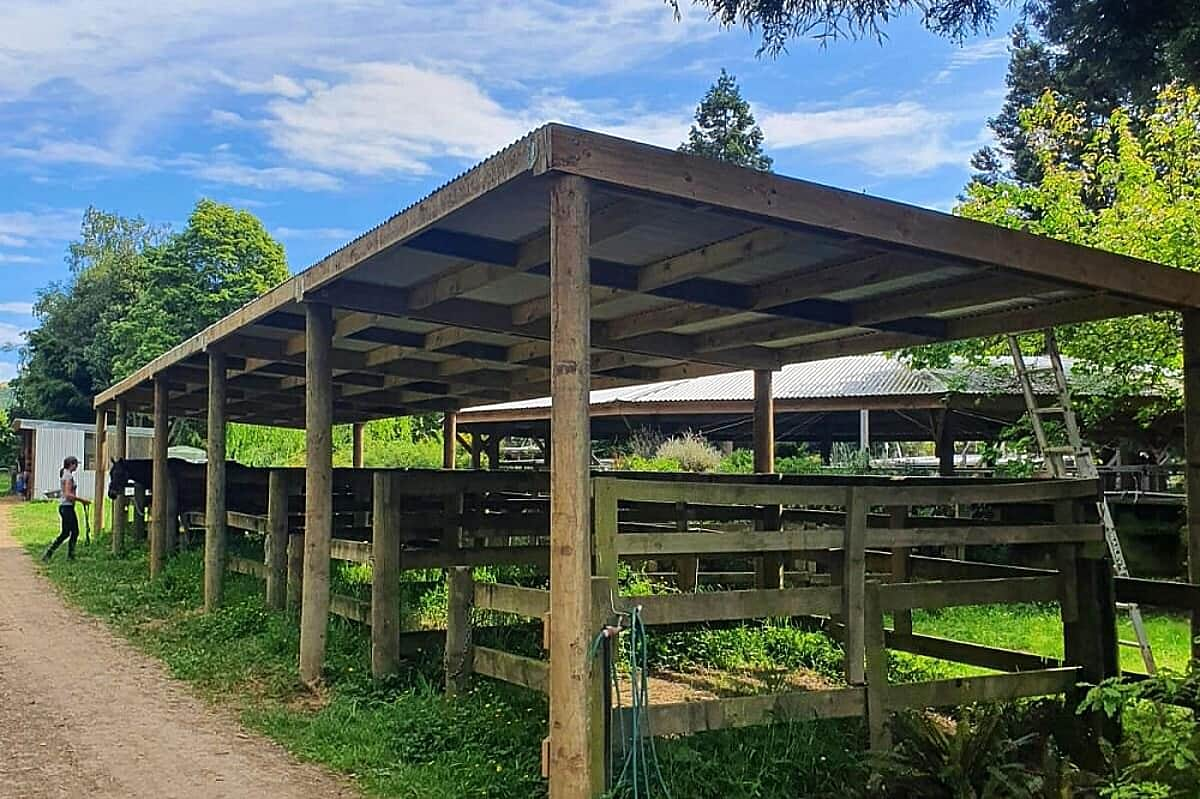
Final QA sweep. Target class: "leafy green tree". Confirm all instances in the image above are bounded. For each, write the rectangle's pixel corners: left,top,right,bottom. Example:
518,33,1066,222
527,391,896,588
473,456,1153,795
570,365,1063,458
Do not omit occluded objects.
106,199,288,378
13,209,163,421
680,70,772,171
908,84,1200,424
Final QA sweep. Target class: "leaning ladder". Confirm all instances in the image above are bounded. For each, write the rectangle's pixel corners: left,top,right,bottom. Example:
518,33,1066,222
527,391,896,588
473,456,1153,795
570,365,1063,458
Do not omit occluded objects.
1007,329,1156,674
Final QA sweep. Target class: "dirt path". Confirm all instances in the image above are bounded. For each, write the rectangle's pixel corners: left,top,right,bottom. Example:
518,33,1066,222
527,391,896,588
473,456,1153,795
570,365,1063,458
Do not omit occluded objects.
0,502,357,799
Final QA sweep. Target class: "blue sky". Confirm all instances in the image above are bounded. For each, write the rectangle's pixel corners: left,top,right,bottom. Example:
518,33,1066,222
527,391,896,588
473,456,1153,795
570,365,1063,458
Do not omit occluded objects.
0,0,1020,385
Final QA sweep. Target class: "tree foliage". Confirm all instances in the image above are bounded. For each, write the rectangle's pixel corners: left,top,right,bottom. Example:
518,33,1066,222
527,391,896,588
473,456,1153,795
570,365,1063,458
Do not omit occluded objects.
106,199,288,379
13,209,164,421
908,84,1200,424
669,0,1002,52
13,201,287,421
680,69,773,170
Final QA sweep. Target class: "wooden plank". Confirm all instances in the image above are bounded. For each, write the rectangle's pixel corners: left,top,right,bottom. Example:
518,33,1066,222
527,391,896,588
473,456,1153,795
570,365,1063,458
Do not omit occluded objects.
372,471,403,678
889,507,911,636
227,555,267,579
593,476,619,584
473,646,549,694
1115,577,1200,613
443,411,457,469
445,567,475,696
300,301,334,687
111,399,128,555
909,555,1054,581
884,667,1080,710
228,510,268,534
616,529,842,556
867,524,1101,548
885,631,1061,672
544,125,1200,309
330,538,371,563
330,593,370,624
404,546,549,570
596,478,847,507
475,582,551,618
264,470,289,610
546,174,600,799
843,487,867,685
150,377,169,579
877,576,1060,612
864,582,890,750
858,480,1100,505
630,586,842,625
632,687,866,737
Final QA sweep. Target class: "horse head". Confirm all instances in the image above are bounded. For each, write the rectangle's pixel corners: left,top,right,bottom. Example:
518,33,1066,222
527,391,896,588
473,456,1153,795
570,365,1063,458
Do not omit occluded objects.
107,457,132,500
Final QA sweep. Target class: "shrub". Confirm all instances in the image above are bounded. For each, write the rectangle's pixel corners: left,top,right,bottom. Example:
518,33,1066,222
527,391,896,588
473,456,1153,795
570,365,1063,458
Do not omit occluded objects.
655,432,721,473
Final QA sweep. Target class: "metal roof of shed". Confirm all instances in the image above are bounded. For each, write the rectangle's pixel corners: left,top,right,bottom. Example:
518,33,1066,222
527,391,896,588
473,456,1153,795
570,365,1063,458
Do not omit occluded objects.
93,124,1200,427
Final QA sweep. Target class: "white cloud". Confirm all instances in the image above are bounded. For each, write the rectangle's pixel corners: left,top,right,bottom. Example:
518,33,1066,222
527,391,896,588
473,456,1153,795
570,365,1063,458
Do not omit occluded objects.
3,140,156,169
0,302,34,315
0,210,79,245
0,254,40,264
0,322,25,346
761,101,985,176
933,37,1009,83
212,70,308,98
274,226,356,241
0,361,17,381
175,154,342,192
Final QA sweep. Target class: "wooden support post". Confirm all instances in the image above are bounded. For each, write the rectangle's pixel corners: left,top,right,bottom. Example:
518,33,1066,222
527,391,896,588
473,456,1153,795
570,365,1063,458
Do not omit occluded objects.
300,302,334,687
164,467,178,555
820,426,833,466
372,471,403,678
111,399,128,555
864,581,891,751
936,409,955,477
132,483,146,543
150,377,169,578
443,411,457,469
92,408,107,536
487,434,502,470
287,532,304,610
674,501,698,593
843,487,868,685
547,174,602,799
265,470,289,610
352,422,365,469
470,433,483,469
445,566,475,696
889,506,912,636
859,409,870,455
203,350,228,612
1185,311,1200,662
753,369,783,589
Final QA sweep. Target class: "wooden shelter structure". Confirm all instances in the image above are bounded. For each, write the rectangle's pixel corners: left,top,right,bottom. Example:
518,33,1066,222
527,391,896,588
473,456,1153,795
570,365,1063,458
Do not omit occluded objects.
94,125,1200,797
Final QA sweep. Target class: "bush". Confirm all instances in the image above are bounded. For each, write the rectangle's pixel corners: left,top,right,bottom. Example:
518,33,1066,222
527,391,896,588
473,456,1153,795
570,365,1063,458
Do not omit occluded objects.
655,432,721,473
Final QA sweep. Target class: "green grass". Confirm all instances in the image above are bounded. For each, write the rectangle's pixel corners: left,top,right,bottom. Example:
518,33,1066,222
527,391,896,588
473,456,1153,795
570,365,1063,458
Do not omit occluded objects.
913,602,1193,675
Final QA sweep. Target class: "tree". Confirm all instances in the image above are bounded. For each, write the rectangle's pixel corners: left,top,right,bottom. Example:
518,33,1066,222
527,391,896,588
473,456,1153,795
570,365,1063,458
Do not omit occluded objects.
974,4,1200,186
12,209,163,421
669,0,1004,53
908,84,1200,427
680,69,773,171
105,199,288,379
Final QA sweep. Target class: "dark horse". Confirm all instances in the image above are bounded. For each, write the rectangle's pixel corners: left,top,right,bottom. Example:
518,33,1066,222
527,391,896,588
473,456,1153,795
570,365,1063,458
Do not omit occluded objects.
108,457,268,516
107,457,154,500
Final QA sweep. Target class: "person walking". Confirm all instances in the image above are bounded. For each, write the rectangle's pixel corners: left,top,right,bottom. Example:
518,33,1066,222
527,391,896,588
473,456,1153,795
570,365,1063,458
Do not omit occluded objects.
43,456,90,562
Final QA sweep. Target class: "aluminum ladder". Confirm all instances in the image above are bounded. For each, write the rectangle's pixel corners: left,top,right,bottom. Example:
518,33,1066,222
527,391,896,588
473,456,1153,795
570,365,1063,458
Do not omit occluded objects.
1007,330,1156,674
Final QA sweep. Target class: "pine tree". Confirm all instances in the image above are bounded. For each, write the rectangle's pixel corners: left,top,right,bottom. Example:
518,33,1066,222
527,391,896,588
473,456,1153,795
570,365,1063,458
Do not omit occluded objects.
680,70,772,171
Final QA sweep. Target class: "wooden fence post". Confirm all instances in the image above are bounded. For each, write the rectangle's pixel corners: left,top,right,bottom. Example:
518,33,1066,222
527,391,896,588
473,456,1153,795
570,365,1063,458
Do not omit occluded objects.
864,581,891,751
150,377,169,578
265,470,289,610
372,471,403,678
843,487,868,685
1183,310,1200,662
547,174,601,799
445,566,475,696
92,408,107,536
111,399,128,555
287,532,304,610
352,422,365,469
299,301,334,687
674,501,698,592
203,350,228,611
889,506,912,636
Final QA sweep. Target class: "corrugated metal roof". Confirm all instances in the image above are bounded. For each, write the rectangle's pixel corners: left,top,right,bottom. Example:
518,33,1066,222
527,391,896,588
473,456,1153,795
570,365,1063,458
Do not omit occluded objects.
461,354,1146,417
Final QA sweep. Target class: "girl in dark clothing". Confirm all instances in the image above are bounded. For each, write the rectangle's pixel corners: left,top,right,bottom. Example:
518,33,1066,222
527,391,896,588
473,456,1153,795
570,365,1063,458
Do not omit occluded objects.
43,456,90,562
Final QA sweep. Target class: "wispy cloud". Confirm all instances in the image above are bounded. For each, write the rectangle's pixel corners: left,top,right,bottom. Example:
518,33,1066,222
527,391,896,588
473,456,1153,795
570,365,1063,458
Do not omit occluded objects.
3,140,156,170
0,361,17,381
0,209,79,246
760,101,985,176
933,37,1009,83
0,301,34,315
0,322,26,346
274,226,356,241
174,154,342,192
0,254,40,264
